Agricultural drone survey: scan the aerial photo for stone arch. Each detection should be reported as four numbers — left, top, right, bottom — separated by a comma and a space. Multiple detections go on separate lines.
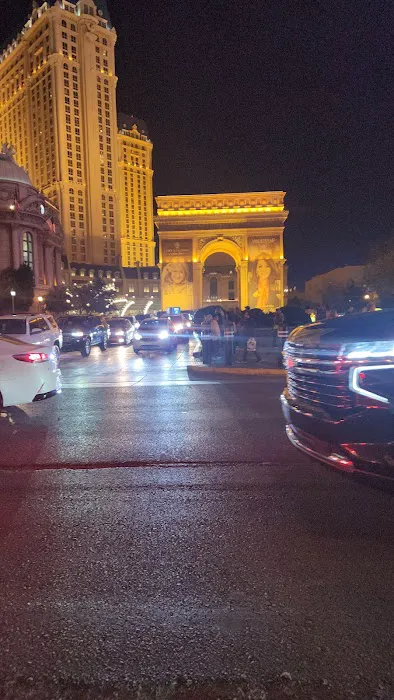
198, 238, 247, 308
200, 237, 243, 267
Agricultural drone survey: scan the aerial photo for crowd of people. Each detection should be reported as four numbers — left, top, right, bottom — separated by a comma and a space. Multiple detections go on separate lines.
202, 306, 274, 364
201, 299, 378, 365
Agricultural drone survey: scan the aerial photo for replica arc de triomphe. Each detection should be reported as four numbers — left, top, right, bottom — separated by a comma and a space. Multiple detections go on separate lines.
155, 192, 288, 312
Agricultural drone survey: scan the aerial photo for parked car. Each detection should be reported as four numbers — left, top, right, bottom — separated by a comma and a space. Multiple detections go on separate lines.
133, 318, 177, 354
0, 314, 63, 359
281, 309, 394, 483
58, 316, 108, 357
108, 318, 134, 346
0, 335, 61, 408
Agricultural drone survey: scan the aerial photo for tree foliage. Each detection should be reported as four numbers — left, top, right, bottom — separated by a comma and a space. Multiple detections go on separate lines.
0, 264, 34, 313
45, 285, 70, 314
365, 235, 394, 306
47, 279, 118, 315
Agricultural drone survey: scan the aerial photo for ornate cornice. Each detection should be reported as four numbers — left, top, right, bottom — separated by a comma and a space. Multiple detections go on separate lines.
156, 191, 286, 215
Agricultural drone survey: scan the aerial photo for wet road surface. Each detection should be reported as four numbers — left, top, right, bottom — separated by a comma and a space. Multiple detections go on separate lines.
0, 343, 393, 699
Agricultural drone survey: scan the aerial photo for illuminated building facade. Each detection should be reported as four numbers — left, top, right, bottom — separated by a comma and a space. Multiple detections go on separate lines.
117, 115, 155, 267
0, 0, 132, 268
0, 144, 63, 305
156, 192, 288, 311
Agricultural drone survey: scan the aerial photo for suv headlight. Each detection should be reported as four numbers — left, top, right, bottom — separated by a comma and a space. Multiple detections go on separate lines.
72, 331, 84, 337
158, 330, 169, 339
350, 365, 394, 405
344, 340, 394, 360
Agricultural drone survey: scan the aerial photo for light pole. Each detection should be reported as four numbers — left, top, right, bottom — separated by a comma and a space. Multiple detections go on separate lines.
10, 289, 16, 315
37, 295, 43, 313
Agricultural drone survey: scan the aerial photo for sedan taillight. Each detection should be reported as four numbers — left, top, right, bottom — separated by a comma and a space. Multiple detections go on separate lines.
13, 352, 49, 363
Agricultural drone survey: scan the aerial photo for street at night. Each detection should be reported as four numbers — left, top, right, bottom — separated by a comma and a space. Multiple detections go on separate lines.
0, 344, 392, 699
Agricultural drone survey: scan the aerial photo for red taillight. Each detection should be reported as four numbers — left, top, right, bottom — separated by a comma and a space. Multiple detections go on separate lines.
13, 352, 49, 363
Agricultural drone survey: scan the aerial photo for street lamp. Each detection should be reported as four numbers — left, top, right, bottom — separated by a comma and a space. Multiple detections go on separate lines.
10, 289, 16, 314
37, 295, 43, 313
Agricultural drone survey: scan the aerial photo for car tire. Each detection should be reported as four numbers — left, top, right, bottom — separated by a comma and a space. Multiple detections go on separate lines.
81, 338, 91, 357
99, 336, 107, 352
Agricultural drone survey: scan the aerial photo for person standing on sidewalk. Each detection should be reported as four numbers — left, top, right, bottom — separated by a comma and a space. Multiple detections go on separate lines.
210, 313, 221, 358
273, 308, 285, 347
240, 311, 262, 363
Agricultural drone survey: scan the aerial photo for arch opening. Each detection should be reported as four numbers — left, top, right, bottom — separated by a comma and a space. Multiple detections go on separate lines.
203, 252, 238, 307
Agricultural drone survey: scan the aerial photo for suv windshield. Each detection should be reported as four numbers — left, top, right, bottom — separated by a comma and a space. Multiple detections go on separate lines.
58, 317, 92, 330
0, 318, 27, 334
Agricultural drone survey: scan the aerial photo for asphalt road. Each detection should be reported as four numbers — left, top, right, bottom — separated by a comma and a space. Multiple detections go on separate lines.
0, 344, 393, 700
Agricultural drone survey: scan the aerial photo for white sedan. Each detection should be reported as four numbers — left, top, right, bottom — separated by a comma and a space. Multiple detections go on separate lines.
0, 335, 61, 409
0, 314, 63, 358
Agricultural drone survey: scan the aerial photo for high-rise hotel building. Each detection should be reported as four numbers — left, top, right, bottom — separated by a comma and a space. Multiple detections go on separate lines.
0, 0, 155, 268
118, 114, 155, 267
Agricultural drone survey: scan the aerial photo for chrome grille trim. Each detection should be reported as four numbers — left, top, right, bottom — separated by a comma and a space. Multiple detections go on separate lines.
284, 341, 355, 411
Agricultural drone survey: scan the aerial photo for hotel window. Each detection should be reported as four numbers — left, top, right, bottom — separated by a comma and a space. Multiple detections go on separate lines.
22, 232, 34, 269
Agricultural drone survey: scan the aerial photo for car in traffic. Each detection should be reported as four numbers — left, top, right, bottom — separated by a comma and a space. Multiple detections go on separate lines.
58, 316, 108, 357
108, 318, 134, 345
124, 314, 138, 329
0, 335, 61, 408
132, 317, 177, 354
135, 314, 151, 328
167, 313, 192, 342
281, 309, 394, 482
0, 314, 63, 359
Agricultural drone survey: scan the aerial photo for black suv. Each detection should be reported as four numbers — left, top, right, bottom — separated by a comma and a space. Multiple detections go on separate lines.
58, 316, 109, 357
281, 310, 394, 482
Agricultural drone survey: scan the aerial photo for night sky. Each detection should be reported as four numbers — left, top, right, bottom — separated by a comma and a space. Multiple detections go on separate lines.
1, 0, 392, 286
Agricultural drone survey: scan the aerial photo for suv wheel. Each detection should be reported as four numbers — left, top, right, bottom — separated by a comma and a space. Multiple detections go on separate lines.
99, 335, 107, 351
81, 337, 91, 357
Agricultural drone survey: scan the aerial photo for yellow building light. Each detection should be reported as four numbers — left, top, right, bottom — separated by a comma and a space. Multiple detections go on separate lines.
159, 205, 283, 217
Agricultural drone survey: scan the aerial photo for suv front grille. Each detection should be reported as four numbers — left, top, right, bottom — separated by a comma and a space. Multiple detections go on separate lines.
285, 342, 355, 412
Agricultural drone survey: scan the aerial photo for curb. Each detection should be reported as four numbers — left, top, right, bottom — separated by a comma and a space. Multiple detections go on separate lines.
187, 365, 286, 376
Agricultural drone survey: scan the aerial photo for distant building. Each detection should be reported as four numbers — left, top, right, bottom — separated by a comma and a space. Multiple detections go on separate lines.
117, 115, 155, 267
0, 144, 63, 305
65, 262, 161, 314
305, 265, 365, 305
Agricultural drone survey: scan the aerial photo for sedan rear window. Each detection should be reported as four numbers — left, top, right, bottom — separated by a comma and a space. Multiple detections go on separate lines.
0, 319, 27, 334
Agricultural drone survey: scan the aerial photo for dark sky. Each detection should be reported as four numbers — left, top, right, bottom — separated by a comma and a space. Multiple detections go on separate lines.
2, 0, 393, 286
